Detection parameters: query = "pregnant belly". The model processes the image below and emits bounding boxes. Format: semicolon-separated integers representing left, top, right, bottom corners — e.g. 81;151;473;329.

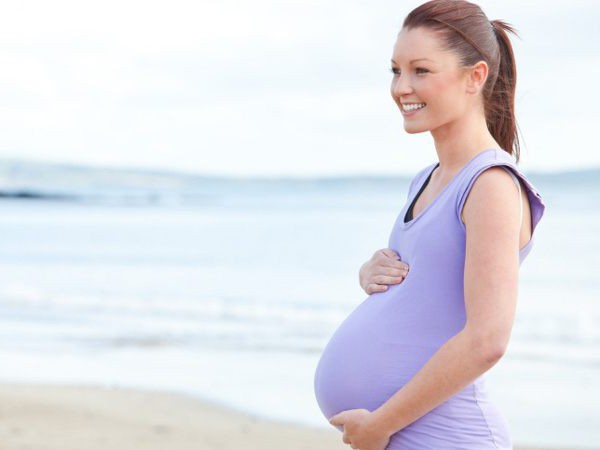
313;289;440;423
313;286;511;448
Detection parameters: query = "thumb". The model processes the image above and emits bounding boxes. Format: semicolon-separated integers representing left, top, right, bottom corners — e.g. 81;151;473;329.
329;413;342;425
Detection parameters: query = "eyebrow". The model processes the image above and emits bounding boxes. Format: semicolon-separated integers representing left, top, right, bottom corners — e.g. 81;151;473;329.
390;58;434;64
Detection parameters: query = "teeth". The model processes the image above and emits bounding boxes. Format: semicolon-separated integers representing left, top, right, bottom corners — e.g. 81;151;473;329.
402;103;426;111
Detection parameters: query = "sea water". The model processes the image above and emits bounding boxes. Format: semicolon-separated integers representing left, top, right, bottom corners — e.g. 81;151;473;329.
0;161;598;448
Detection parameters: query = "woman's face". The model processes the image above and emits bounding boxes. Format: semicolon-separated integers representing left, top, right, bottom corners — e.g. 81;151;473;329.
390;26;472;134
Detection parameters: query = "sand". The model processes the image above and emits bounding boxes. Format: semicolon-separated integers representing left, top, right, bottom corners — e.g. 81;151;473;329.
0;384;576;450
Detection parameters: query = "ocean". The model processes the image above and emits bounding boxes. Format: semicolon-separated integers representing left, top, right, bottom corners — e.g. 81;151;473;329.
0;160;598;448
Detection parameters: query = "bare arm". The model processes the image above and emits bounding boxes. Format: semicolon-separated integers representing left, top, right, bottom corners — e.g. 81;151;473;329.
369;167;521;436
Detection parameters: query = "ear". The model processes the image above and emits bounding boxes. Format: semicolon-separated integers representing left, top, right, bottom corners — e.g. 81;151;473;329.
465;60;488;95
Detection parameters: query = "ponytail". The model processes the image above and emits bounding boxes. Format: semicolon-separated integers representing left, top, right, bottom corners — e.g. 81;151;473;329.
487;20;520;162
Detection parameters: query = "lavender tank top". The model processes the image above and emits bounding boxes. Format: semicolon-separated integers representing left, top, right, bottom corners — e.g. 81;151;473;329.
313;148;546;450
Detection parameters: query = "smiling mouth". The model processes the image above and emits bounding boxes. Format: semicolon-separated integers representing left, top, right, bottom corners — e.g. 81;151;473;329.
401;102;426;112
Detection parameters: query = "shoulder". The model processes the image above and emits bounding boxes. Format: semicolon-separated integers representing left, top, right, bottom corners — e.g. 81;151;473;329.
462;166;521;229
470;165;519;195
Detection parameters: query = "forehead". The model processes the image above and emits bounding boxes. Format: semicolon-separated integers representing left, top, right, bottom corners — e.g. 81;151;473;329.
391;26;449;63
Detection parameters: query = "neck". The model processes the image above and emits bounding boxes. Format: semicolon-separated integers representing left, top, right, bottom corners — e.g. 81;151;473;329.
430;110;498;175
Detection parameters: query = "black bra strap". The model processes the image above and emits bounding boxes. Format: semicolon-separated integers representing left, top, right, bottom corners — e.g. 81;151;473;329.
404;163;439;223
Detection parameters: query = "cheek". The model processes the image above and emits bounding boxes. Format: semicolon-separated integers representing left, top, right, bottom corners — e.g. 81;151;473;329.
436;76;464;102
426;79;449;99
390;78;401;101
426;81;463;114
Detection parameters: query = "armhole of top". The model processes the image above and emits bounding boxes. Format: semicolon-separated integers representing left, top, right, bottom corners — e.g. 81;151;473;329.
501;166;523;225
456;163;546;239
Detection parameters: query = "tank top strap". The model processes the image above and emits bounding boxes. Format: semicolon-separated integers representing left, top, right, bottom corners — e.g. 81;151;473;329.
454;148;546;237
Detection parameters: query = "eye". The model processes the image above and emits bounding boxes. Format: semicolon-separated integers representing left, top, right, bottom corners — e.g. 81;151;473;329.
389;67;429;76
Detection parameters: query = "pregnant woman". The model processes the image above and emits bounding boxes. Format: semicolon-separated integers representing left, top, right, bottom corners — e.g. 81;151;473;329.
313;1;546;449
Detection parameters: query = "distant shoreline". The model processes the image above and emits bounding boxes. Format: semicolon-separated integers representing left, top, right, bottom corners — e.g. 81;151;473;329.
0;190;74;200
1;157;598;183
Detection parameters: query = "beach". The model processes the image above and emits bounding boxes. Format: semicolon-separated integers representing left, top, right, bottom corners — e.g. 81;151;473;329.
0;383;577;450
0;384;347;450
0;170;598;449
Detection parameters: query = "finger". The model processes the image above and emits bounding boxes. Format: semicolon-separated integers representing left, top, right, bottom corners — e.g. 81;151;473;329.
383;248;403;262
370;267;407;280
381;267;408;277
329;413;347;426
377;249;400;265
366;283;388;294
378;254;409;270
380;248;399;259
385;256;410;269
375;275;406;285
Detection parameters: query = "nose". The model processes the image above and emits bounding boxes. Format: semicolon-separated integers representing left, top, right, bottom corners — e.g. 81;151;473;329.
391;73;413;98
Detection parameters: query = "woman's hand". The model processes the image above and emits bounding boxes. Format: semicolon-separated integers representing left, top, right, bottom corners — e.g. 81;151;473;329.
359;248;410;295
329;409;392;450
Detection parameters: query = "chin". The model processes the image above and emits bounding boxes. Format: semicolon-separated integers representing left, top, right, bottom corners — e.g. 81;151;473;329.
403;123;430;134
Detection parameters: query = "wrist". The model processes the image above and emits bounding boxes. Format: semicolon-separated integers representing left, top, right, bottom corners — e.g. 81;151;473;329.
368;405;399;438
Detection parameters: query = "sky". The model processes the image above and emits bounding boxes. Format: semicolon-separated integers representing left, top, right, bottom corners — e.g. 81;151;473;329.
0;0;598;177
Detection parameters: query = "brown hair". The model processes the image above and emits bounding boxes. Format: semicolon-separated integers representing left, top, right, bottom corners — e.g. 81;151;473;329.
402;0;521;162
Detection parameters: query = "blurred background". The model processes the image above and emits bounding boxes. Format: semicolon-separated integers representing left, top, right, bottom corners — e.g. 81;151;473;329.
0;0;598;448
